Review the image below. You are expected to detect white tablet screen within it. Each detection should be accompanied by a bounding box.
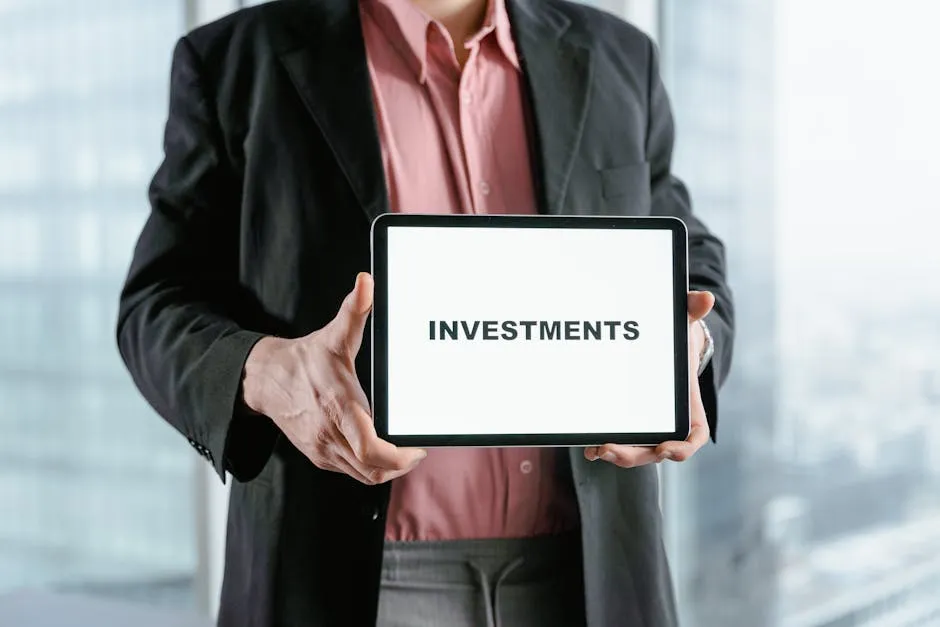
[384,225,678,436]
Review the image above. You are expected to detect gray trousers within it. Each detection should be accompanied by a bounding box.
[376,532,587,627]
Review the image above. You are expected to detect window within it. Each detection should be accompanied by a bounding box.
[660,0,940,625]
[0,0,194,609]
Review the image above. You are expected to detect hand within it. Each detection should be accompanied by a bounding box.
[584,290,715,468]
[242,272,427,484]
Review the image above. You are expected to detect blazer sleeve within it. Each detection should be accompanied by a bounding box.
[644,38,736,441]
[116,36,279,482]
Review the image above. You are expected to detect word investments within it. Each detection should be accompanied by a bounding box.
[428,320,641,342]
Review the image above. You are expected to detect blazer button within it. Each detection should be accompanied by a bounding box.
[371,508,380,521]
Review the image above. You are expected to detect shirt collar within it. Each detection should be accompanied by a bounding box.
[363,0,521,83]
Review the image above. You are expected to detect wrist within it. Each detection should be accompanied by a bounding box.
[242,336,289,416]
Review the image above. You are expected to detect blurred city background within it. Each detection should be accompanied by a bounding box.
[0,0,938,626]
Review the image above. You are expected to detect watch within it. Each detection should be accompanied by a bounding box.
[696,318,714,377]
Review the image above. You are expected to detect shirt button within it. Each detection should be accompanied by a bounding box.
[480,181,491,196]
[462,92,473,105]
[520,460,533,474]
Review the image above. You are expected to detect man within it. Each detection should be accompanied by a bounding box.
[117,0,734,624]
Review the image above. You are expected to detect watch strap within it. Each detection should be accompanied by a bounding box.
[696,318,714,377]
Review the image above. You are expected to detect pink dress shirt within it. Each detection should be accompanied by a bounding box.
[360,0,581,541]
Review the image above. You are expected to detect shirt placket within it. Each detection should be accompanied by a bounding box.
[457,47,492,215]
[503,447,542,534]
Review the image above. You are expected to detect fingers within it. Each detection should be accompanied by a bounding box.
[687,290,715,323]
[654,422,708,462]
[280,293,425,485]
[309,401,426,485]
[653,376,710,462]
[303,365,425,483]
[328,421,425,485]
[334,397,427,471]
[329,272,374,358]
[587,428,708,468]
[319,453,373,484]
[588,373,710,467]
[339,446,425,485]
[322,451,420,486]
[585,444,660,468]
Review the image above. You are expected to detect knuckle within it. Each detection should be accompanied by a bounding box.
[311,427,333,453]
[290,414,323,451]
[316,389,345,423]
[354,471,375,486]
[353,440,373,463]
[366,468,389,485]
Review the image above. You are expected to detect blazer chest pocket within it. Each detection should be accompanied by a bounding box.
[600,162,652,215]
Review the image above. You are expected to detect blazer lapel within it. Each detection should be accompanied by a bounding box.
[508,0,594,215]
[273,0,388,223]
[269,0,591,220]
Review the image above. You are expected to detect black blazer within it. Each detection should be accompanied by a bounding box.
[116,0,734,625]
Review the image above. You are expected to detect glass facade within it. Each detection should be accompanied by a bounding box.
[3,0,940,623]
[0,0,194,608]
[661,1,940,626]
[659,2,778,625]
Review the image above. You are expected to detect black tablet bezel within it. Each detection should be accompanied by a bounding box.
[370,213,690,447]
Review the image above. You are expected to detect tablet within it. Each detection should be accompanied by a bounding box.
[370,214,689,447]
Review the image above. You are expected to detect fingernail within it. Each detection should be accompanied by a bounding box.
[601,452,616,462]
[661,451,674,461]
[417,449,428,459]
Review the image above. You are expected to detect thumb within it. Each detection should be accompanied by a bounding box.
[330,272,374,357]
[687,290,715,323]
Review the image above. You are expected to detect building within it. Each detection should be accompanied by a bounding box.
[0,0,196,606]
[658,1,779,625]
